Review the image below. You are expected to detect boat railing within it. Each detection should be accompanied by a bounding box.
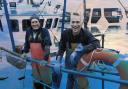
[94,33,105,48]
[0,47,128,89]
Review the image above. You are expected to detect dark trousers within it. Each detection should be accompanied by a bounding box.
[65,58,76,89]
[34,82,51,89]
[52,73,61,88]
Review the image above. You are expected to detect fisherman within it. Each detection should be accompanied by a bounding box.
[22,15,52,89]
[57,13,100,89]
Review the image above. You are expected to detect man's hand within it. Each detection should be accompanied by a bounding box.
[44,46,50,60]
[56,56,63,63]
[74,43,84,52]
[70,43,85,66]
[21,53,27,58]
[70,51,77,66]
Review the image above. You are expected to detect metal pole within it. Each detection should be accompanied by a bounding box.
[0,20,3,31]
[102,34,105,48]
[61,0,67,32]
[3,0,16,51]
[93,33,105,48]
[83,0,87,29]
[1,47,128,86]
[61,68,128,85]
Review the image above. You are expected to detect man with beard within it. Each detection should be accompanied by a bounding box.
[57,13,100,89]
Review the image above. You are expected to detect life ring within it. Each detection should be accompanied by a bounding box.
[77,48,128,89]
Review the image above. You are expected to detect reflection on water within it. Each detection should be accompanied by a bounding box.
[91,26,101,34]
[105,26,121,33]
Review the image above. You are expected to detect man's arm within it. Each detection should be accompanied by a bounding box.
[23,30,30,53]
[58,31,67,56]
[43,29,52,60]
[69,29,100,66]
[83,29,100,53]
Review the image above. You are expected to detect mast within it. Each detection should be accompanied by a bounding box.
[3,0,16,51]
[61,0,67,32]
[83,0,87,29]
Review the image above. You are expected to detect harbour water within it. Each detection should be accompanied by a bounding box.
[103,28,128,54]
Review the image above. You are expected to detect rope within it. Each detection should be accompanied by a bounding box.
[34,3,60,44]
[79,48,112,72]
[79,49,96,72]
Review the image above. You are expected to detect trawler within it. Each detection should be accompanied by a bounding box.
[63,0,128,34]
[0,0,128,89]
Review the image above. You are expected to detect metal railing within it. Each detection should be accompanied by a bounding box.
[0,47,128,89]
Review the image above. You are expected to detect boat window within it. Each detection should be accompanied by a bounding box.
[104,8,120,23]
[126,22,128,30]
[91,26,101,34]
[45,19,52,29]
[86,9,91,23]
[0,20,3,32]
[126,11,128,18]
[91,8,101,23]
[52,18,59,28]
[10,20,19,32]
[65,12,71,23]
[59,12,71,23]
[40,19,44,28]
[106,26,121,33]
[57,20,62,28]
[0,6,2,10]
[9,2,16,7]
[22,19,31,31]
[0,0,2,10]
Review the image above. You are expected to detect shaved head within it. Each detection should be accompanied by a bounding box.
[70,13,83,35]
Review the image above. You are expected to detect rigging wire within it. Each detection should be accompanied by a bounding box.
[34,0,59,43]
[117,0,128,16]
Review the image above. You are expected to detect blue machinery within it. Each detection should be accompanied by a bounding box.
[0,47,128,89]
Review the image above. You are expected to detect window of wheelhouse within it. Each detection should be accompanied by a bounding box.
[0,6,2,10]
[126,11,128,18]
[65,12,71,23]
[0,0,2,10]
[0,20,3,32]
[40,19,44,28]
[91,26,101,34]
[86,9,91,23]
[10,19,19,32]
[126,22,128,30]
[22,19,31,31]
[104,8,120,23]
[52,18,58,28]
[106,25,121,33]
[91,8,101,23]
[45,19,52,29]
